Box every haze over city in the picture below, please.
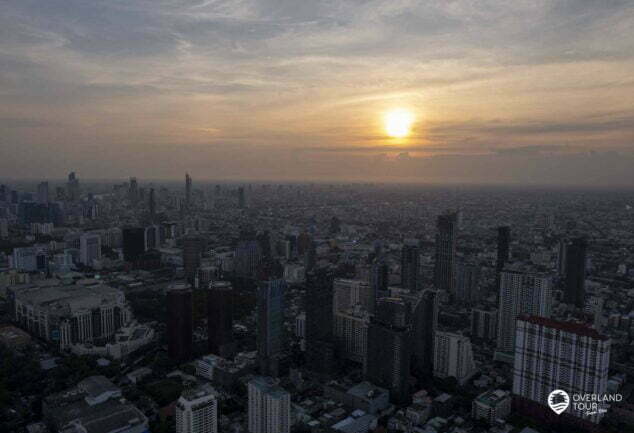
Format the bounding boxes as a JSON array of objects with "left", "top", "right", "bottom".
[{"left": 2, "top": 0, "right": 634, "bottom": 185}]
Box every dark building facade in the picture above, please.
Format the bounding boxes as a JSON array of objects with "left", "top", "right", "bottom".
[
  {"left": 167, "top": 284, "right": 193, "bottom": 362},
  {"left": 564, "top": 237, "right": 588, "bottom": 308},
  {"left": 304, "top": 269, "right": 336, "bottom": 374},
  {"left": 434, "top": 212, "right": 458, "bottom": 294},
  {"left": 496, "top": 226, "right": 511, "bottom": 271},
  {"left": 257, "top": 279, "right": 285, "bottom": 377},
  {"left": 411, "top": 289, "right": 438, "bottom": 376},
  {"left": 182, "top": 236, "right": 202, "bottom": 285},
  {"left": 365, "top": 298, "right": 411, "bottom": 404},
  {"left": 122, "top": 227, "right": 145, "bottom": 263},
  {"left": 207, "top": 281, "right": 235, "bottom": 358},
  {"left": 401, "top": 240, "right": 420, "bottom": 292}
]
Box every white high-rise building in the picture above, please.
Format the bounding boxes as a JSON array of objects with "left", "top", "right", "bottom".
[
  {"left": 175, "top": 387, "right": 218, "bottom": 433},
  {"left": 496, "top": 267, "right": 552, "bottom": 360},
  {"left": 433, "top": 331, "right": 476, "bottom": 385},
  {"left": 513, "top": 315, "right": 610, "bottom": 424},
  {"left": 248, "top": 377, "right": 290, "bottom": 433},
  {"left": 333, "top": 279, "right": 375, "bottom": 314},
  {"left": 333, "top": 306, "right": 369, "bottom": 364},
  {"left": 80, "top": 233, "right": 102, "bottom": 266}
]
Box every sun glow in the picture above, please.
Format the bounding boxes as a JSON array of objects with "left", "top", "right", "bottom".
[{"left": 384, "top": 109, "right": 414, "bottom": 138}]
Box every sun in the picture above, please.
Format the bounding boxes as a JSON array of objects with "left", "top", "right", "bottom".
[{"left": 384, "top": 109, "right": 414, "bottom": 138}]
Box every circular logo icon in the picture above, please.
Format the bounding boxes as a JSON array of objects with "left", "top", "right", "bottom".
[{"left": 548, "top": 389, "right": 570, "bottom": 415}]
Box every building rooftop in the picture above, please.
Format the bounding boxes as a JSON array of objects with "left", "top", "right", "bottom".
[{"left": 519, "top": 315, "right": 609, "bottom": 341}]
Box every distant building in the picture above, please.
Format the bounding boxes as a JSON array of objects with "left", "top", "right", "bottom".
[
  {"left": 333, "top": 278, "right": 375, "bottom": 314},
  {"left": 410, "top": 289, "right": 438, "bottom": 375},
  {"left": 455, "top": 259, "right": 480, "bottom": 303},
  {"left": 513, "top": 315, "right": 610, "bottom": 424},
  {"left": 10, "top": 246, "right": 47, "bottom": 272},
  {"left": 207, "top": 281, "right": 235, "bottom": 358},
  {"left": 122, "top": 227, "right": 145, "bottom": 262},
  {"left": 183, "top": 235, "right": 203, "bottom": 285},
  {"left": 257, "top": 279, "right": 285, "bottom": 376},
  {"left": 434, "top": 212, "right": 458, "bottom": 294},
  {"left": 434, "top": 331, "right": 476, "bottom": 386},
  {"left": 176, "top": 386, "right": 218, "bottom": 433},
  {"left": 471, "top": 308, "right": 497, "bottom": 340},
  {"left": 564, "top": 237, "right": 588, "bottom": 308},
  {"left": 334, "top": 306, "right": 369, "bottom": 365},
  {"left": 496, "top": 226, "right": 511, "bottom": 272},
  {"left": 400, "top": 239, "right": 420, "bottom": 292},
  {"left": 304, "top": 269, "right": 336, "bottom": 374},
  {"left": 167, "top": 283, "right": 193, "bottom": 362},
  {"left": 472, "top": 389, "right": 511, "bottom": 423},
  {"left": 248, "top": 376, "right": 290, "bottom": 433},
  {"left": 79, "top": 232, "right": 101, "bottom": 266}
]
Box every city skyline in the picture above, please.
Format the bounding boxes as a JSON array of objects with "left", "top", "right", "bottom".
[{"left": 1, "top": 1, "right": 634, "bottom": 185}]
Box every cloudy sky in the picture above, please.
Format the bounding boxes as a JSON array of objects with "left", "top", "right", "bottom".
[{"left": 1, "top": 0, "right": 633, "bottom": 185}]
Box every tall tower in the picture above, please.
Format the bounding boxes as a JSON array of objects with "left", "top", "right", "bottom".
[
  {"left": 207, "top": 281, "right": 235, "bottom": 358},
  {"left": 183, "top": 236, "right": 202, "bottom": 286},
  {"left": 564, "top": 237, "right": 588, "bottom": 308},
  {"left": 365, "top": 298, "right": 411, "bottom": 404},
  {"left": 434, "top": 212, "right": 457, "bottom": 293},
  {"left": 411, "top": 289, "right": 438, "bottom": 375},
  {"left": 67, "top": 172, "right": 80, "bottom": 201},
  {"left": 496, "top": 267, "right": 552, "bottom": 361},
  {"left": 434, "top": 331, "right": 476, "bottom": 385},
  {"left": 167, "top": 283, "right": 193, "bottom": 362},
  {"left": 185, "top": 173, "right": 192, "bottom": 210},
  {"left": 496, "top": 226, "right": 511, "bottom": 272},
  {"left": 257, "top": 279, "right": 285, "bottom": 377},
  {"left": 248, "top": 377, "right": 291, "bottom": 433},
  {"left": 401, "top": 239, "right": 420, "bottom": 291},
  {"left": 37, "top": 181, "right": 49, "bottom": 204},
  {"left": 304, "top": 269, "right": 335, "bottom": 374},
  {"left": 148, "top": 188, "right": 156, "bottom": 220}
]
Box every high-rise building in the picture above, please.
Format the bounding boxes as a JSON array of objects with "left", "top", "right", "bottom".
[
  {"left": 434, "top": 212, "right": 458, "bottom": 293},
  {"left": 471, "top": 308, "right": 497, "bottom": 340},
  {"left": 79, "top": 233, "right": 101, "bottom": 266},
  {"left": 248, "top": 377, "right": 290, "bottom": 433},
  {"left": 365, "top": 298, "right": 411, "bottom": 404},
  {"left": 144, "top": 225, "right": 160, "bottom": 251},
  {"left": 400, "top": 239, "right": 420, "bottom": 292},
  {"left": 0, "top": 219, "right": 8, "bottom": 239},
  {"left": 238, "top": 186, "right": 246, "bottom": 209},
  {"left": 183, "top": 236, "right": 203, "bottom": 285},
  {"left": 207, "top": 281, "right": 235, "bottom": 358},
  {"left": 370, "top": 259, "right": 389, "bottom": 297},
  {"left": 433, "top": 331, "right": 476, "bottom": 386},
  {"left": 496, "top": 226, "right": 511, "bottom": 272},
  {"left": 557, "top": 237, "right": 567, "bottom": 277},
  {"left": 496, "top": 267, "right": 552, "bottom": 360},
  {"left": 235, "top": 240, "right": 261, "bottom": 279},
  {"left": 513, "top": 315, "right": 610, "bottom": 424},
  {"left": 333, "top": 306, "right": 369, "bottom": 365},
  {"left": 257, "top": 279, "right": 285, "bottom": 376},
  {"left": 148, "top": 188, "right": 156, "bottom": 220},
  {"left": 176, "top": 387, "right": 218, "bottom": 433},
  {"left": 454, "top": 259, "right": 480, "bottom": 303},
  {"left": 129, "top": 177, "right": 138, "bottom": 202},
  {"left": 304, "top": 269, "right": 335, "bottom": 373},
  {"left": 67, "top": 172, "right": 80, "bottom": 201},
  {"left": 37, "top": 181, "right": 49, "bottom": 204},
  {"left": 122, "top": 227, "right": 145, "bottom": 263},
  {"left": 333, "top": 278, "right": 376, "bottom": 314},
  {"left": 167, "top": 283, "right": 193, "bottom": 362},
  {"left": 185, "top": 173, "right": 192, "bottom": 210},
  {"left": 564, "top": 237, "right": 588, "bottom": 308},
  {"left": 410, "top": 289, "right": 438, "bottom": 375}
]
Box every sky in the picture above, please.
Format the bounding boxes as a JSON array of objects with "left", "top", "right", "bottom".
[{"left": 1, "top": 0, "right": 633, "bottom": 185}]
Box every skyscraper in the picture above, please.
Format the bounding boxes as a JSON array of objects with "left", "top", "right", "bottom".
[
  {"left": 365, "top": 298, "right": 411, "bottom": 404},
  {"left": 434, "top": 212, "right": 457, "bottom": 293},
  {"left": 513, "top": 315, "right": 610, "bottom": 424},
  {"left": 370, "top": 259, "right": 389, "bottom": 297},
  {"left": 183, "top": 236, "right": 202, "bottom": 285},
  {"left": 496, "top": 226, "right": 511, "bottom": 272},
  {"left": 167, "top": 283, "right": 193, "bottom": 362},
  {"left": 248, "top": 377, "right": 290, "bottom": 433},
  {"left": 37, "top": 181, "right": 49, "bottom": 204},
  {"left": 122, "top": 227, "right": 145, "bottom": 263},
  {"left": 238, "top": 186, "right": 245, "bottom": 209},
  {"left": 185, "top": 173, "right": 192, "bottom": 210},
  {"left": 400, "top": 239, "right": 419, "bottom": 291},
  {"left": 176, "top": 387, "right": 218, "bottom": 433},
  {"left": 148, "top": 187, "right": 156, "bottom": 220},
  {"left": 433, "top": 331, "right": 476, "bottom": 386},
  {"left": 496, "top": 267, "right": 552, "bottom": 361},
  {"left": 67, "top": 172, "right": 80, "bottom": 201},
  {"left": 207, "top": 281, "right": 235, "bottom": 358},
  {"left": 411, "top": 289, "right": 438, "bottom": 375},
  {"left": 564, "top": 237, "right": 588, "bottom": 308},
  {"left": 304, "top": 269, "right": 335, "bottom": 374},
  {"left": 257, "top": 279, "right": 285, "bottom": 376},
  {"left": 454, "top": 259, "right": 480, "bottom": 303},
  {"left": 471, "top": 308, "right": 497, "bottom": 340}
]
